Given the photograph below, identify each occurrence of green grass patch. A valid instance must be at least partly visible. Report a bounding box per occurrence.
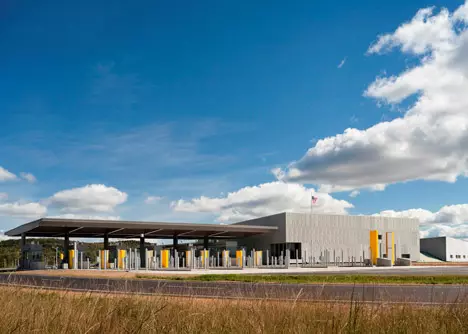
[135,273,468,285]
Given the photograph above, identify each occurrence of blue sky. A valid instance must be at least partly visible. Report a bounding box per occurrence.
[2,0,468,238]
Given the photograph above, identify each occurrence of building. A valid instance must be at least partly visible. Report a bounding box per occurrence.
[5,212,421,269]
[421,236,468,262]
[237,212,420,261]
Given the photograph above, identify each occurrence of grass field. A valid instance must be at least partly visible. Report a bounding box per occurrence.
[136,273,468,285]
[0,286,468,333]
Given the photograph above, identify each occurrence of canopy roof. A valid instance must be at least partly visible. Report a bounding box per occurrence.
[5,218,277,239]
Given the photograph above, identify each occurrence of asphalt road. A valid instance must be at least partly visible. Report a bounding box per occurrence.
[1,273,468,304]
[277,266,468,276]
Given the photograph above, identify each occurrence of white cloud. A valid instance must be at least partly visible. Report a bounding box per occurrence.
[376,203,468,238]
[0,167,16,182]
[47,184,127,213]
[49,213,121,220]
[171,181,353,223]
[279,2,468,192]
[349,190,360,198]
[337,57,347,68]
[0,202,47,218]
[144,196,163,204]
[20,172,36,183]
[0,193,7,201]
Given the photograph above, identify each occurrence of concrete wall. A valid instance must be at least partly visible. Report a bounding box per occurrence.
[285,213,420,261]
[238,212,420,261]
[420,237,447,261]
[445,237,468,262]
[235,213,286,250]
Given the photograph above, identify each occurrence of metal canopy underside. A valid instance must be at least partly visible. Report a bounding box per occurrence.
[5,218,277,239]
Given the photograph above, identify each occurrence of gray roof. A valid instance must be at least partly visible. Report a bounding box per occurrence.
[5,218,277,239]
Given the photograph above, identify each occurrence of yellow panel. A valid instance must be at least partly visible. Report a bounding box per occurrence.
[60,253,64,260]
[161,250,169,268]
[369,230,379,265]
[236,250,243,268]
[68,250,74,269]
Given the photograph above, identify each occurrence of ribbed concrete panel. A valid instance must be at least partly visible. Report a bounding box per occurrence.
[285,213,420,261]
[238,212,420,261]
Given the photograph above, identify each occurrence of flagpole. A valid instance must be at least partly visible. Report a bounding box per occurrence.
[310,194,313,215]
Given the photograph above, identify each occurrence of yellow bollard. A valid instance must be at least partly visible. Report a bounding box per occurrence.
[236,250,243,268]
[118,250,126,270]
[68,250,74,269]
[161,249,169,268]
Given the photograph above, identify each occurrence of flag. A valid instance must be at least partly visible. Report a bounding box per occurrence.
[311,195,318,204]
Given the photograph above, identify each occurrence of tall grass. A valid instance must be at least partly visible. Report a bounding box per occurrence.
[1,287,468,333]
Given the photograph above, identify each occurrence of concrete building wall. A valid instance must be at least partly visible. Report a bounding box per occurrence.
[421,237,468,262]
[445,237,468,261]
[238,212,420,261]
[285,213,420,261]
[235,213,286,250]
[420,237,447,261]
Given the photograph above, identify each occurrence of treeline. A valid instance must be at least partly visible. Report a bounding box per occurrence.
[0,239,149,268]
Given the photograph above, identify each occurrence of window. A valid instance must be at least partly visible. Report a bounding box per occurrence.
[456,255,461,259]
[450,255,453,258]
[464,255,466,259]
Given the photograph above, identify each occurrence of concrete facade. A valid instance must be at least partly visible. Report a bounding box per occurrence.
[237,212,420,261]
[421,237,468,262]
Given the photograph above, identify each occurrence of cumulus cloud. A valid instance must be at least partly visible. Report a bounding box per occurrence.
[0,167,16,182]
[47,184,127,213]
[171,181,353,223]
[0,202,47,218]
[144,196,163,204]
[49,213,121,220]
[20,172,36,183]
[376,203,468,238]
[279,2,468,192]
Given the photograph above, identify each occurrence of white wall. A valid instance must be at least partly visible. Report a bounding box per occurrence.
[445,237,468,262]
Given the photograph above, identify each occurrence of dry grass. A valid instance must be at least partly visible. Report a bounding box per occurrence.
[1,287,468,333]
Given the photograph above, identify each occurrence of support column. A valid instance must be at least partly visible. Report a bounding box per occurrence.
[203,236,209,250]
[173,235,178,257]
[103,233,109,250]
[19,233,26,269]
[140,235,146,268]
[63,232,70,267]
